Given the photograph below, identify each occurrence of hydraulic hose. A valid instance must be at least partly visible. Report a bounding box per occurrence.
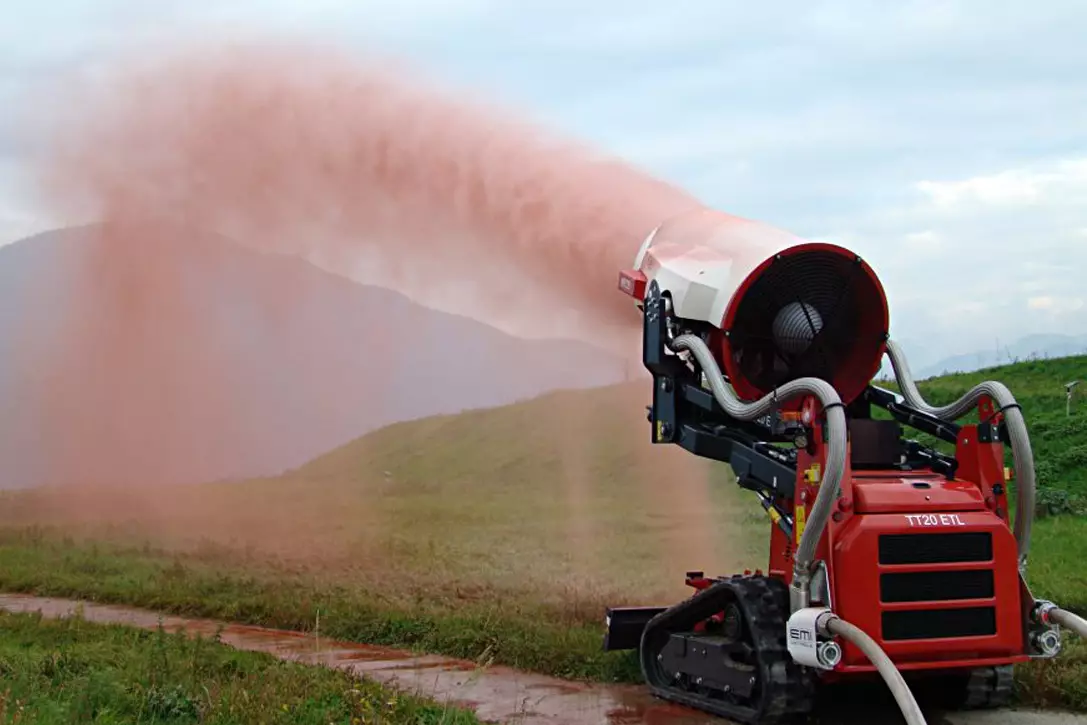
[1051,608,1087,639]
[670,334,847,610]
[821,615,928,725]
[884,339,1036,568]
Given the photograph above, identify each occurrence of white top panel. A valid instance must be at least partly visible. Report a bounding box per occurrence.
[634,208,807,326]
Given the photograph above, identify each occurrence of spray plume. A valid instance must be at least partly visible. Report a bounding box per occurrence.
[6,37,746,581]
[25,40,705,348]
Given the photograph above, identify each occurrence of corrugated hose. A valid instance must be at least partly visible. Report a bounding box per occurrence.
[669,333,845,610]
[884,339,1035,567]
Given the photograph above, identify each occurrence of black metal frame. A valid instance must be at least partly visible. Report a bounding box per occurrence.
[641,280,963,504]
[603,606,667,651]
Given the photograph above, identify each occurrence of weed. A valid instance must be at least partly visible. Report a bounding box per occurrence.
[0,609,480,724]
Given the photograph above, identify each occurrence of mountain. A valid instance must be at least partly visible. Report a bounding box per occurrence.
[0,223,628,488]
[914,334,1087,380]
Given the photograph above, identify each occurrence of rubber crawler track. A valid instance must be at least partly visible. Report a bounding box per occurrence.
[962,664,1015,709]
[638,574,816,723]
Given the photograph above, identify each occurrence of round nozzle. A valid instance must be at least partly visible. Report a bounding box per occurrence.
[721,243,889,406]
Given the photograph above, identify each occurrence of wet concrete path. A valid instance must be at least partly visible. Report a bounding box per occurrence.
[0,593,1083,725]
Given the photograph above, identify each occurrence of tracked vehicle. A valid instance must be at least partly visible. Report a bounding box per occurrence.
[604,209,1086,724]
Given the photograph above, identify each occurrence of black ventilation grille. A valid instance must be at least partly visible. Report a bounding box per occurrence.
[878,532,993,565]
[880,570,994,603]
[726,250,883,398]
[882,607,996,641]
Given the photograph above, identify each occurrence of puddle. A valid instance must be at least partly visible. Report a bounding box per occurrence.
[0,594,1081,725]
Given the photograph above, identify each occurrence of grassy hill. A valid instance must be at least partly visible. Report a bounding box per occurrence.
[0,382,759,614]
[0,224,625,489]
[0,356,1084,709]
[876,353,1087,512]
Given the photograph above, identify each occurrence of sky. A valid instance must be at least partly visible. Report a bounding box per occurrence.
[2,0,1086,370]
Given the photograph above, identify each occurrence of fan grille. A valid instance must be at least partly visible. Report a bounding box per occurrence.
[722,248,887,404]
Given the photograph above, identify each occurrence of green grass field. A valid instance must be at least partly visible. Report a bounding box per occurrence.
[0,356,1084,712]
[0,608,478,724]
[876,354,1087,509]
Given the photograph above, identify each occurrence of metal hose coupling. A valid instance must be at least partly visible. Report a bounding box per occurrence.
[1034,599,1087,643]
[787,608,843,670]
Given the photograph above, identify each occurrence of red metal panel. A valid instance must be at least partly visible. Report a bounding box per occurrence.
[852,474,987,514]
[617,269,647,299]
[830,510,1025,671]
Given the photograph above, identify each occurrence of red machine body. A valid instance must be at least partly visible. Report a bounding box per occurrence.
[602,210,1051,722]
[768,399,1025,676]
[677,399,1027,678]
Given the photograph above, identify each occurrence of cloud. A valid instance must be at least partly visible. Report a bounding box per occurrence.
[0,0,1085,365]
[809,154,1087,366]
[1028,295,1085,314]
[916,158,1087,209]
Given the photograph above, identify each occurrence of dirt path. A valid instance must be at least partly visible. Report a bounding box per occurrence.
[0,593,1082,725]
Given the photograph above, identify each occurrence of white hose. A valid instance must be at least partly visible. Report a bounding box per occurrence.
[883,339,1036,567]
[1051,608,1087,639]
[823,616,928,725]
[669,334,847,609]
